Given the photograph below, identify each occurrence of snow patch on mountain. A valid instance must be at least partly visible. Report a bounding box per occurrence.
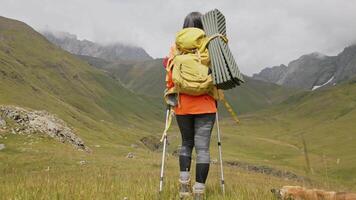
[312,76,334,91]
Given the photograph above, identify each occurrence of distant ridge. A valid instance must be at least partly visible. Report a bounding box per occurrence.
[253,45,356,90]
[42,30,153,62]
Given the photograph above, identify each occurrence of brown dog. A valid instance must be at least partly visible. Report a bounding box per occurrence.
[271,186,356,200]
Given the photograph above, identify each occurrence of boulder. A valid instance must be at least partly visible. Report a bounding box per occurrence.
[140,136,162,151]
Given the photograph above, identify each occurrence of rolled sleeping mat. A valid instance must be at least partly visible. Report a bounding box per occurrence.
[201,9,244,89]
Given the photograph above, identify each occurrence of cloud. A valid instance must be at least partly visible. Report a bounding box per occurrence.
[1,0,356,75]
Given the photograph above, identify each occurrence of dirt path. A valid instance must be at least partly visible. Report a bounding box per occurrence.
[255,137,300,151]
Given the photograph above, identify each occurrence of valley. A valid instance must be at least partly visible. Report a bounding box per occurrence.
[1,15,356,199]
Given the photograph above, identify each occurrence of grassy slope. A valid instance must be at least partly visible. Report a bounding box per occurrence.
[224,76,297,113]
[87,58,297,114]
[75,54,111,69]
[0,16,165,145]
[1,132,300,199]
[217,78,356,188]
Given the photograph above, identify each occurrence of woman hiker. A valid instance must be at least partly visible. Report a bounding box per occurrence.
[163,11,217,199]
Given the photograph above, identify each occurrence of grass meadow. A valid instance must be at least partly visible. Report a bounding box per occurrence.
[0,132,298,200]
[1,112,355,199]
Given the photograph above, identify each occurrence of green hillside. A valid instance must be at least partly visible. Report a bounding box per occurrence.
[219,77,356,187]
[106,59,166,97]
[83,58,297,114]
[76,54,111,69]
[224,76,297,113]
[0,16,163,146]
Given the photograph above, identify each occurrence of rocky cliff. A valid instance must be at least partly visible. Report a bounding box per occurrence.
[253,45,356,90]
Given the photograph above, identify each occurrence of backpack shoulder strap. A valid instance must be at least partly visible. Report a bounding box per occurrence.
[201,34,229,51]
[166,50,179,72]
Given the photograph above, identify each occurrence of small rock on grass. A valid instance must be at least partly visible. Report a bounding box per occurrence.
[0,117,6,127]
[126,152,135,158]
[210,159,218,164]
[0,144,5,151]
[78,160,86,165]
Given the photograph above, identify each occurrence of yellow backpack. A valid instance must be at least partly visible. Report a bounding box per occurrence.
[171,53,213,95]
[165,28,226,101]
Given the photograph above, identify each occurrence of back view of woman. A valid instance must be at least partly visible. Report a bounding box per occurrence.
[163,12,216,199]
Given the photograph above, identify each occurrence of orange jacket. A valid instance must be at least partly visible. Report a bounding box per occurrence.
[163,46,217,115]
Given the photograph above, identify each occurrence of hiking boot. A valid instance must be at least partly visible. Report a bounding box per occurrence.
[193,188,205,200]
[179,179,191,199]
[193,183,205,200]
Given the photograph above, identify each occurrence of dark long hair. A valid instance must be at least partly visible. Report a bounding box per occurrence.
[183,12,203,30]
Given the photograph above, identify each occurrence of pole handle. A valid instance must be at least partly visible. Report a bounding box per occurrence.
[160,107,172,142]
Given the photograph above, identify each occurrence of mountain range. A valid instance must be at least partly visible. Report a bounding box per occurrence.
[253,46,356,90]
[42,30,152,62]
[44,28,356,94]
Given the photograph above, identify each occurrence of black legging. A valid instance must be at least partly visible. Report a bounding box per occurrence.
[176,113,216,183]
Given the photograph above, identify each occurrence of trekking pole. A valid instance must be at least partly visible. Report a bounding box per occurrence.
[159,106,171,193]
[216,110,225,194]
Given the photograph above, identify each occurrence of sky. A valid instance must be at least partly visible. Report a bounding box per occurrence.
[1,0,356,75]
